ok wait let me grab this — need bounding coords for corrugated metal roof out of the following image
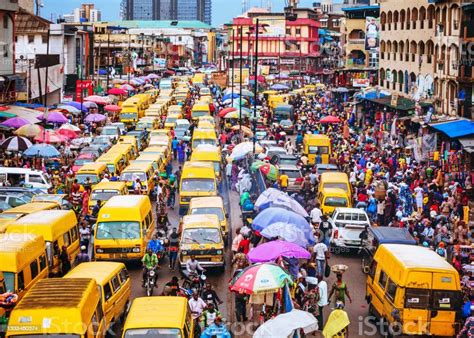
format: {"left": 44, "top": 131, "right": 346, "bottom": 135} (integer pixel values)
{"left": 102, "top": 20, "right": 211, "bottom": 30}
{"left": 15, "top": 8, "right": 51, "bottom": 34}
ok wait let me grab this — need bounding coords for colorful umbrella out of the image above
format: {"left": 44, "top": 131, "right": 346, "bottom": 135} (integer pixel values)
{"left": 254, "top": 310, "right": 318, "bottom": 338}
{"left": 252, "top": 207, "right": 315, "bottom": 245}
{"left": 260, "top": 222, "right": 312, "bottom": 248}
{"left": 247, "top": 240, "right": 311, "bottom": 263}
{"left": 271, "top": 84, "right": 290, "bottom": 91}
{"left": 84, "top": 95, "right": 110, "bottom": 105}
{"left": 146, "top": 73, "right": 159, "bottom": 79}
{"left": 85, "top": 113, "right": 106, "bottom": 123}
{"left": 63, "top": 101, "right": 88, "bottom": 112}
{"left": 255, "top": 188, "right": 308, "bottom": 218}
{"left": 0, "top": 112, "right": 16, "bottom": 118}
{"left": 260, "top": 163, "right": 278, "bottom": 181}
{"left": 320, "top": 115, "right": 341, "bottom": 124}
{"left": 104, "top": 105, "right": 122, "bottom": 112}
{"left": 230, "top": 141, "right": 263, "bottom": 161}
{"left": 59, "top": 123, "right": 81, "bottom": 132}
{"left": 223, "top": 111, "right": 239, "bottom": 119}
{"left": 1, "top": 136, "right": 33, "bottom": 152}
{"left": 57, "top": 105, "right": 81, "bottom": 115}
{"left": 231, "top": 125, "right": 253, "bottom": 137}
{"left": 34, "top": 130, "right": 67, "bottom": 143}
{"left": 1, "top": 117, "right": 31, "bottom": 129}
{"left": 24, "top": 144, "right": 60, "bottom": 158}
{"left": 41, "top": 111, "right": 68, "bottom": 124}
{"left": 0, "top": 106, "right": 10, "bottom": 111}
{"left": 229, "top": 263, "right": 293, "bottom": 295}
{"left": 218, "top": 107, "right": 236, "bottom": 118}
{"left": 57, "top": 128, "right": 79, "bottom": 139}
{"left": 120, "top": 84, "right": 134, "bottom": 91}
{"left": 15, "top": 124, "right": 43, "bottom": 137}
{"left": 83, "top": 101, "right": 98, "bottom": 109}
{"left": 108, "top": 88, "right": 127, "bottom": 96}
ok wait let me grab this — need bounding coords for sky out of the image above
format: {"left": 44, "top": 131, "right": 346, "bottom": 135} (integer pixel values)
{"left": 42, "top": 0, "right": 331, "bottom": 26}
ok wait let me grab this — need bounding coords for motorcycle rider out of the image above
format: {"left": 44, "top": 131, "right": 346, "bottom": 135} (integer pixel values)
{"left": 147, "top": 233, "right": 164, "bottom": 266}
{"left": 142, "top": 248, "right": 158, "bottom": 287}
{"left": 185, "top": 255, "right": 205, "bottom": 279}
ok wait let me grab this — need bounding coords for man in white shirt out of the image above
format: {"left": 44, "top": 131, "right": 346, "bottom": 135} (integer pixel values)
{"left": 313, "top": 237, "right": 329, "bottom": 277}
{"left": 316, "top": 273, "right": 329, "bottom": 329}
{"left": 188, "top": 291, "right": 207, "bottom": 334}
{"left": 310, "top": 203, "right": 322, "bottom": 225}
{"left": 100, "top": 174, "right": 110, "bottom": 183}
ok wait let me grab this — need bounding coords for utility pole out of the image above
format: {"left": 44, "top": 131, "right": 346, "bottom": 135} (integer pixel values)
{"left": 239, "top": 25, "right": 243, "bottom": 133}
{"left": 231, "top": 28, "right": 235, "bottom": 107}
{"left": 253, "top": 19, "right": 259, "bottom": 155}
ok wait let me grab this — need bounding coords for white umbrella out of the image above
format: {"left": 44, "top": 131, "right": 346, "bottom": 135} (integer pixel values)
{"left": 260, "top": 222, "right": 311, "bottom": 248}
{"left": 253, "top": 310, "right": 318, "bottom": 338}
{"left": 59, "top": 123, "right": 81, "bottom": 132}
{"left": 255, "top": 188, "right": 308, "bottom": 218}
{"left": 230, "top": 142, "right": 262, "bottom": 161}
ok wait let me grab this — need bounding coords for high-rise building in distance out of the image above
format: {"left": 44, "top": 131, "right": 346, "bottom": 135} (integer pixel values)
{"left": 121, "top": 0, "right": 211, "bottom": 25}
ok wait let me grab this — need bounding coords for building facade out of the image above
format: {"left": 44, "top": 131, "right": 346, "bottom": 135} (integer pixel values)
{"left": 0, "top": 1, "right": 19, "bottom": 103}
{"left": 379, "top": 0, "right": 465, "bottom": 116}
{"left": 460, "top": 3, "right": 474, "bottom": 119}
{"left": 230, "top": 8, "right": 320, "bottom": 77}
{"left": 339, "top": 5, "right": 380, "bottom": 88}
{"left": 121, "top": 0, "right": 211, "bottom": 24}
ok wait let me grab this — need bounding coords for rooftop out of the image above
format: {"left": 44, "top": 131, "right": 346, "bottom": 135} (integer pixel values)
{"left": 99, "top": 20, "right": 212, "bottom": 30}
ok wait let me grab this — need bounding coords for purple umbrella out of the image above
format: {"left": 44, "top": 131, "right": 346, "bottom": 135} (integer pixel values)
{"left": 64, "top": 101, "right": 88, "bottom": 112}
{"left": 44, "top": 111, "right": 68, "bottom": 124}
{"left": 85, "top": 113, "right": 106, "bottom": 123}
{"left": 1, "top": 117, "right": 31, "bottom": 129}
{"left": 247, "top": 240, "right": 311, "bottom": 263}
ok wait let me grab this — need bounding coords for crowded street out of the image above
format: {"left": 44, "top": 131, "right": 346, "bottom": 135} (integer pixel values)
{"left": 0, "top": 0, "right": 473, "bottom": 337}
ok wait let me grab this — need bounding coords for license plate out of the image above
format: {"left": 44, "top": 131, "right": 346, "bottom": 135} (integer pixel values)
{"left": 111, "top": 253, "right": 127, "bottom": 259}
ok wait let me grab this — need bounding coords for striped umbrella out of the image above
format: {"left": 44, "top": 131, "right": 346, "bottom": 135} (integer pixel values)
{"left": 0, "top": 136, "right": 33, "bottom": 151}
{"left": 229, "top": 263, "right": 293, "bottom": 295}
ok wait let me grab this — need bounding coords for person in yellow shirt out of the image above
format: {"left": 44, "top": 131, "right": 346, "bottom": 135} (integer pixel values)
{"left": 279, "top": 173, "right": 289, "bottom": 191}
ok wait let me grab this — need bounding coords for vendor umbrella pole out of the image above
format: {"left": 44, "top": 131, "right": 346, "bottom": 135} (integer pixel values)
{"left": 252, "top": 19, "right": 259, "bottom": 156}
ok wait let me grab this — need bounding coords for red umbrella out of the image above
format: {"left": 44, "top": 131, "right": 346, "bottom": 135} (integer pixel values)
{"left": 250, "top": 75, "right": 266, "bottom": 83}
{"left": 57, "top": 128, "right": 79, "bottom": 139}
{"left": 218, "top": 107, "right": 237, "bottom": 118}
{"left": 0, "top": 106, "right": 10, "bottom": 111}
{"left": 108, "top": 88, "right": 127, "bottom": 96}
{"left": 319, "top": 115, "right": 341, "bottom": 124}
{"left": 34, "top": 130, "right": 68, "bottom": 143}
{"left": 104, "top": 105, "right": 122, "bottom": 112}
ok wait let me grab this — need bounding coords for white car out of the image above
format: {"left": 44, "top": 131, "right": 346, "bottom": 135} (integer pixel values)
{"left": 100, "top": 126, "right": 121, "bottom": 141}
{"left": 329, "top": 208, "right": 371, "bottom": 250}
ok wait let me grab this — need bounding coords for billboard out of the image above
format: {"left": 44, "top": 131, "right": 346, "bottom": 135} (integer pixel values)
{"left": 257, "top": 19, "right": 285, "bottom": 37}
{"left": 365, "top": 17, "right": 380, "bottom": 51}
{"left": 229, "top": 68, "right": 250, "bottom": 85}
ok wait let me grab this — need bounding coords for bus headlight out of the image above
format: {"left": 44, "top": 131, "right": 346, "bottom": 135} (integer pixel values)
{"left": 181, "top": 250, "right": 188, "bottom": 255}
{"left": 132, "top": 247, "right": 141, "bottom": 253}
{"left": 216, "top": 250, "right": 222, "bottom": 255}
{"left": 96, "top": 248, "right": 104, "bottom": 253}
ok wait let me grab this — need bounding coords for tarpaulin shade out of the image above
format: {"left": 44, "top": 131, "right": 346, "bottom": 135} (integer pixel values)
{"left": 429, "top": 119, "right": 474, "bottom": 139}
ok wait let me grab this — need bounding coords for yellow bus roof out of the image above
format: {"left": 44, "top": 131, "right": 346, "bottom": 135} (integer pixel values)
{"left": 189, "top": 196, "right": 224, "bottom": 208}
{"left": 96, "top": 152, "right": 123, "bottom": 162}
{"left": 182, "top": 214, "right": 220, "bottom": 228}
{"left": 99, "top": 195, "right": 150, "bottom": 215}
{"left": 320, "top": 172, "right": 349, "bottom": 182}
{"left": 77, "top": 162, "right": 107, "bottom": 173}
{"left": 0, "top": 234, "right": 45, "bottom": 272}
{"left": 142, "top": 146, "right": 167, "bottom": 154}
{"left": 304, "top": 134, "right": 330, "bottom": 141}
{"left": 109, "top": 143, "right": 132, "bottom": 152}
{"left": 64, "top": 262, "right": 125, "bottom": 286}
{"left": 192, "top": 103, "right": 209, "bottom": 110}
{"left": 2, "top": 202, "right": 58, "bottom": 215}
{"left": 7, "top": 210, "right": 77, "bottom": 241}
{"left": 190, "top": 148, "right": 220, "bottom": 162}
{"left": 92, "top": 181, "right": 127, "bottom": 191}
{"left": 8, "top": 278, "right": 100, "bottom": 336}
{"left": 123, "top": 162, "right": 153, "bottom": 172}
{"left": 193, "top": 129, "right": 217, "bottom": 138}
{"left": 124, "top": 297, "right": 187, "bottom": 330}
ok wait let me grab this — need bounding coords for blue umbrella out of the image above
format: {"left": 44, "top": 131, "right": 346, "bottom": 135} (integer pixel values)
{"left": 270, "top": 84, "right": 290, "bottom": 91}
{"left": 252, "top": 207, "right": 315, "bottom": 245}
{"left": 64, "top": 101, "right": 88, "bottom": 112}
{"left": 23, "top": 144, "right": 60, "bottom": 158}
{"left": 222, "top": 93, "right": 240, "bottom": 101}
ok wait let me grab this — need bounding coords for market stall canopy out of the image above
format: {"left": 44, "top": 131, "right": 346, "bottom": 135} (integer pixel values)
{"left": 247, "top": 240, "right": 311, "bottom": 263}
{"left": 429, "top": 119, "right": 474, "bottom": 139}
{"left": 459, "top": 137, "right": 474, "bottom": 153}
{"left": 229, "top": 263, "right": 293, "bottom": 295}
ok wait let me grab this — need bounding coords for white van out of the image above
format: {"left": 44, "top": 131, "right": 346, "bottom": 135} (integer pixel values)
{"left": 328, "top": 207, "right": 371, "bottom": 250}
{"left": 0, "top": 168, "right": 51, "bottom": 191}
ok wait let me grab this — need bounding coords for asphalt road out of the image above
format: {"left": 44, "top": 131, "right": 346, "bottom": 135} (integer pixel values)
{"left": 119, "top": 158, "right": 380, "bottom": 337}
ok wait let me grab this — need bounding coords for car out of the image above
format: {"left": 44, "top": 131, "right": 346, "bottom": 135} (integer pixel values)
{"left": 279, "top": 119, "right": 294, "bottom": 134}
{"left": 265, "top": 146, "right": 287, "bottom": 160}
{"left": 90, "top": 136, "right": 112, "bottom": 152}
{"left": 0, "top": 193, "right": 32, "bottom": 208}
{"left": 271, "top": 154, "right": 299, "bottom": 166}
{"left": 31, "top": 194, "right": 73, "bottom": 210}
{"left": 72, "top": 153, "right": 97, "bottom": 173}
{"left": 316, "top": 164, "right": 339, "bottom": 176}
{"left": 329, "top": 208, "right": 371, "bottom": 250}
{"left": 0, "top": 187, "right": 40, "bottom": 199}
{"left": 100, "top": 125, "right": 121, "bottom": 141}
{"left": 79, "top": 146, "right": 102, "bottom": 158}
{"left": 0, "top": 201, "right": 11, "bottom": 212}
{"left": 278, "top": 164, "right": 303, "bottom": 193}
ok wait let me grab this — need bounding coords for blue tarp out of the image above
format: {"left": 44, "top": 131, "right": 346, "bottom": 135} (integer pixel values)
{"left": 430, "top": 120, "right": 474, "bottom": 139}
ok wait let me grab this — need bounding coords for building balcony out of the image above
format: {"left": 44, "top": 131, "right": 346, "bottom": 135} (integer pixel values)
{"left": 348, "top": 38, "right": 365, "bottom": 45}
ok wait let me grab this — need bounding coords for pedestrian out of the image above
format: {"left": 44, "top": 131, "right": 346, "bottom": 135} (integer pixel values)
{"left": 231, "top": 228, "right": 243, "bottom": 255}
{"left": 201, "top": 283, "right": 223, "bottom": 309}
{"left": 188, "top": 290, "right": 207, "bottom": 336}
{"left": 316, "top": 273, "right": 329, "bottom": 330}
{"left": 79, "top": 223, "right": 91, "bottom": 250}
{"left": 177, "top": 143, "right": 185, "bottom": 164}
{"left": 313, "top": 235, "right": 329, "bottom": 277}
{"left": 172, "top": 137, "right": 179, "bottom": 160}
{"left": 328, "top": 271, "right": 352, "bottom": 306}
{"left": 59, "top": 245, "right": 71, "bottom": 276}
{"left": 75, "top": 245, "right": 90, "bottom": 265}
{"left": 168, "top": 227, "right": 180, "bottom": 271}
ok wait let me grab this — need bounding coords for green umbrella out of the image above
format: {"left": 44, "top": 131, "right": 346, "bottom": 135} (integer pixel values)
{"left": 260, "top": 163, "right": 279, "bottom": 181}
{"left": 251, "top": 160, "right": 267, "bottom": 172}
{"left": 0, "top": 112, "right": 16, "bottom": 118}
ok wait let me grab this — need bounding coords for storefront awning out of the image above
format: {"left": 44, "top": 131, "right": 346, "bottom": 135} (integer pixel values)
{"left": 429, "top": 120, "right": 474, "bottom": 139}
{"left": 459, "top": 137, "right": 474, "bottom": 153}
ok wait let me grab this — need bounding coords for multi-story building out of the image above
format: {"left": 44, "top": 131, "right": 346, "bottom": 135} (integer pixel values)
{"left": 460, "top": 2, "right": 474, "bottom": 119}
{"left": 339, "top": 4, "right": 380, "bottom": 88}
{"left": 89, "top": 9, "right": 101, "bottom": 22}
{"left": 379, "top": 0, "right": 465, "bottom": 116}
{"left": 0, "top": 0, "right": 19, "bottom": 103}
{"left": 121, "top": 0, "right": 211, "bottom": 24}
{"left": 229, "top": 8, "right": 320, "bottom": 77}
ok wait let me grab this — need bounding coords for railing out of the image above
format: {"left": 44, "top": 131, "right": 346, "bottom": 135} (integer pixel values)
{"left": 348, "top": 39, "right": 365, "bottom": 45}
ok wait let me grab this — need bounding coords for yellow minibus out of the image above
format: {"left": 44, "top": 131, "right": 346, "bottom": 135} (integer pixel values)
{"left": 120, "top": 162, "right": 155, "bottom": 195}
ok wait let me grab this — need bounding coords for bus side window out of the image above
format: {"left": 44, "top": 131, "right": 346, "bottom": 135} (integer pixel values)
{"left": 63, "top": 231, "right": 71, "bottom": 247}
{"left": 104, "top": 282, "right": 113, "bottom": 301}
{"left": 111, "top": 275, "right": 121, "bottom": 292}
{"left": 369, "top": 260, "right": 377, "bottom": 279}
{"left": 39, "top": 254, "right": 47, "bottom": 271}
{"left": 378, "top": 269, "right": 388, "bottom": 290}
{"left": 17, "top": 270, "right": 25, "bottom": 291}
{"left": 119, "top": 268, "right": 129, "bottom": 284}
{"left": 70, "top": 225, "right": 79, "bottom": 243}
{"left": 30, "top": 260, "right": 39, "bottom": 280}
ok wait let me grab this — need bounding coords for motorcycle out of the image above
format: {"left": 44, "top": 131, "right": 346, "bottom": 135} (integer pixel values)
{"left": 182, "top": 271, "right": 206, "bottom": 294}
{"left": 144, "top": 268, "right": 157, "bottom": 296}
